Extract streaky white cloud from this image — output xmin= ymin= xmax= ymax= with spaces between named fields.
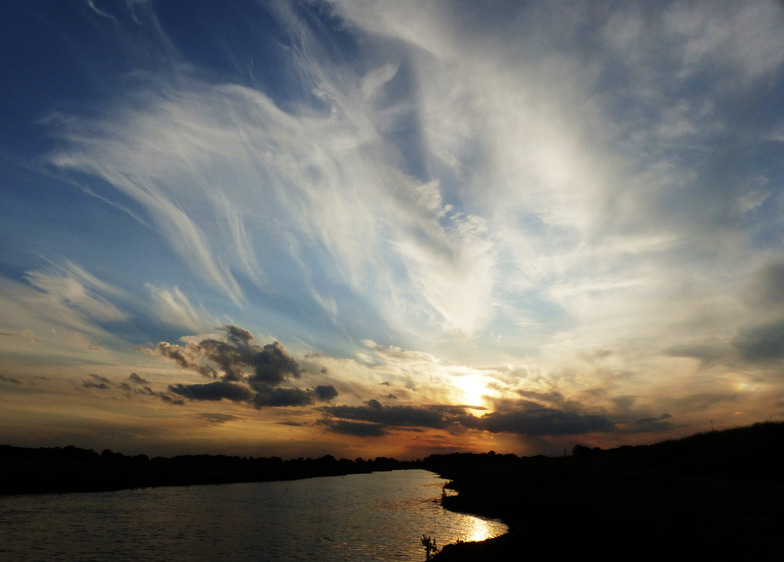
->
xmin=146 ymin=283 xmax=217 ymax=332
xmin=48 ymin=18 xmax=501 ymax=343
xmin=662 ymin=1 xmax=784 ymax=83
xmin=24 ymin=262 xmax=128 ymax=323
xmin=30 ymin=0 xmax=784 ymax=448
xmin=0 ymin=272 xmax=129 ymax=369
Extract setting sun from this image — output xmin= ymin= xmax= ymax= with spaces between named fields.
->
xmin=455 ymin=375 xmax=491 ymax=408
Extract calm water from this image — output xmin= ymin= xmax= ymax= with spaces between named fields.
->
xmin=0 ymin=470 xmax=506 ymax=561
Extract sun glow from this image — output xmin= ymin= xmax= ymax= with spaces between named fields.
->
xmin=455 ymin=375 xmax=490 ymax=407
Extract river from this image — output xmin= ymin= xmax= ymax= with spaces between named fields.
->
xmin=0 ymin=469 xmax=507 ymax=560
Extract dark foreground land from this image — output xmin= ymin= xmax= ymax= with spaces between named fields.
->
xmin=424 ymin=422 xmax=784 ymax=560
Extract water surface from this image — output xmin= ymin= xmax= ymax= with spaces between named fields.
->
xmin=0 ymin=469 xmax=506 ymax=560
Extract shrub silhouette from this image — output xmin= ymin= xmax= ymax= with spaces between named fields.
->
xmin=421 ymin=534 xmax=439 ymax=561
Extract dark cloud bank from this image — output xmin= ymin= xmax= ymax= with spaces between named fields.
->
xmin=319 ymin=398 xmax=650 ymax=439
xmin=153 ymin=325 xmax=674 ymax=441
xmin=155 ymin=325 xmax=338 ymax=409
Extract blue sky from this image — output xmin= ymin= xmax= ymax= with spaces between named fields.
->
xmin=1 ymin=0 xmax=784 ymax=459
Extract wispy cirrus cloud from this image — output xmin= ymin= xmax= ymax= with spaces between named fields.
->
xmin=25 ymin=262 xmax=128 ymax=323
xmin=2 ymin=0 xmax=784 ymax=456
xmin=146 ymin=283 xmax=216 ymax=332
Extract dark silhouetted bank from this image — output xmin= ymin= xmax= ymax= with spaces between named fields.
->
xmin=424 ymin=421 xmax=784 ymax=559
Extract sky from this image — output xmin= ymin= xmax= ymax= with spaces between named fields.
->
xmin=1 ymin=0 xmax=784 ymax=460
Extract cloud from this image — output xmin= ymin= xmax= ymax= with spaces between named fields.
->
xmin=461 ymin=407 xmax=616 ymax=437
xmin=128 ymin=373 xmax=149 ymax=385
xmin=734 ymin=319 xmax=784 ymax=363
xmin=42 ymin=2 xmax=784 ymax=368
xmin=155 ymin=341 xmax=205 ymax=374
xmin=81 ymin=372 xmax=184 ymax=408
xmin=625 ymin=413 xmax=674 ymax=433
xmin=248 ymin=342 xmax=302 ymax=387
xmin=158 ymin=327 xmax=301 ymax=385
xmin=169 ymin=381 xmax=252 ymax=402
xmin=154 ymin=325 xmax=337 ymax=408
xmin=44 ymin=1 xmax=507 ymax=346
xmin=314 ymin=385 xmax=338 ymax=401
xmin=323 ymin=401 xmax=450 ymax=430
xmin=666 ymin=393 xmax=740 ymax=413
xmin=322 ymin=419 xmax=387 ymax=437
xmin=320 ymin=395 xmax=620 ymax=439
xmin=138 ymin=386 xmax=184 ymax=406
xmin=253 ymin=385 xmax=340 ymax=408
xmin=253 ymin=387 xmax=313 ymax=408
xmin=4 ymin=0 xmax=784 ymax=455
xmin=24 ymin=263 xmax=127 ymax=323
xmin=754 ymin=260 xmax=784 ymax=306
xmin=82 ymin=373 xmax=112 ymax=390
xmin=146 ymin=284 xmax=217 ymax=332
xmin=197 ymin=413 xmax=240 ymax=425
xmin=666 ymin=343 xmax=728 ymax=365
xmin=516 ymin=389 xmax=570 ymax=409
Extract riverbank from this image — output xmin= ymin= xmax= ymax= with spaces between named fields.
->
xmin=426 ymin=422 xmax=784 ymax=559
xmin=6 ymin=422 xmax=784 ymax=558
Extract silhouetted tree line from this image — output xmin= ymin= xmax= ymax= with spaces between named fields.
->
xmin=0 ymin=445 xmax=415 ymax=495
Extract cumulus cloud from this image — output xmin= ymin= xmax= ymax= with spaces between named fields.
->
xmin=314 ymin=385 xmax=338 ymax=401
xmin=253 ymin=387 xmax=312 ymax=408
xmin=248 ymin=342 xmax=302 ymax=387
xmin=154 ymin=325 xmax=338 ymax=408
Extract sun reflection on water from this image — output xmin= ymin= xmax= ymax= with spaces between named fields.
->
xmin=455 ymin=515 xmax=503 ymax=543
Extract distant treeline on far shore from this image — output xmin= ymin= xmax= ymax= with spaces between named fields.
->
xmin=6 ymin=420 xmax=784 ymax=500
xmin=0 ymin=445 xmax=424 ymax=495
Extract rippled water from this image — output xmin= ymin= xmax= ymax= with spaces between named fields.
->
xmin=0 ymin=470 xmax=506 ymax=561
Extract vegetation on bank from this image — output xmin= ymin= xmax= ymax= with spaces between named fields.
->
xmin=424 ymin=421 xmax=784 ymax=559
